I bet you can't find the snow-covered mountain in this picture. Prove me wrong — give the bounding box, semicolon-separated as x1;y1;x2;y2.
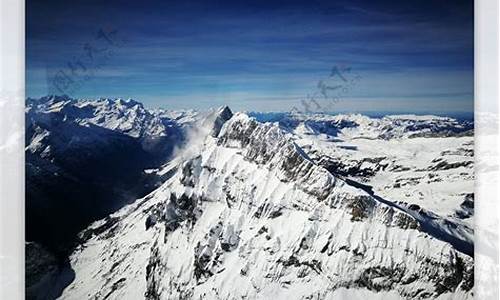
25;96;199;297
56;107;474;299
26;95;199;153
254;112;473;140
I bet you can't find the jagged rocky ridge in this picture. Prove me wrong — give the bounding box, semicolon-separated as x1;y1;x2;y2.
59;108;473;299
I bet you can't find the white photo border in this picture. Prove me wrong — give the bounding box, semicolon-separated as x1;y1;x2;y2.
0;0;499;299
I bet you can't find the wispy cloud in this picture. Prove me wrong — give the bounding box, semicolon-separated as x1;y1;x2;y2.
26;0;473;113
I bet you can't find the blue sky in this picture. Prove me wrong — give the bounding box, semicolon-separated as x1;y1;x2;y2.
26;0;474;113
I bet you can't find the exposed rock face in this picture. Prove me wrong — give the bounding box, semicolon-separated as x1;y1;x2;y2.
26;242;59;294
455;193;474;219
26;242;75;300
210;106;233;137
59;112;473;300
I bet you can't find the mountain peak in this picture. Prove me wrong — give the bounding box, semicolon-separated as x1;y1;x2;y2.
115;98;143;108
209;106;233;137
29;94;73;106
217;105;232;115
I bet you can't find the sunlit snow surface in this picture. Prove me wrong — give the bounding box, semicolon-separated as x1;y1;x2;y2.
290;114;473;225
58;109;474;300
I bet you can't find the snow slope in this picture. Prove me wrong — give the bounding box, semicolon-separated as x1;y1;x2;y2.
285;113;474;248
